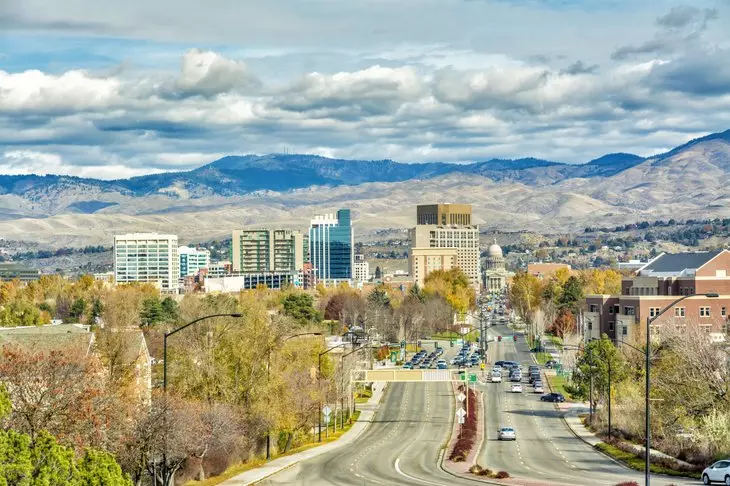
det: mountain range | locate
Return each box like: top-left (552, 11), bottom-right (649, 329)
top-left (1, 129), bottom-right (729, 247)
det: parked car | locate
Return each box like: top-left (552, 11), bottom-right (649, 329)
top-left (540, 393), bottom-right (565, 403)
top-left (545, 359), bottom-right (559, 369)
top-left (497, 427), bottom-right (516, 441)
top-left (702, 459), bottom-right (730, 485)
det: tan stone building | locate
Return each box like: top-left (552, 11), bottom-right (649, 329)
top-left (410, 247), bottom-right (458, 287)
top-left (483, 240), bottom-right (513, 293)
top-left (410, 204), bottom-right (480, 291)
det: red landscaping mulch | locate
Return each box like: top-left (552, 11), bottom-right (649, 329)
top-left (449, 385), bottom-right (478, 461)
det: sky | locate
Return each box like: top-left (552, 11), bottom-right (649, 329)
top-left (0, 0), bottom-right (729, 179)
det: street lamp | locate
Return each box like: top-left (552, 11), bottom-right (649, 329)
top-left (318, 342), bottom-right (348, 442)
top-left (162, 313), bottom-right (244, 486)
top-left (642, 292), bottom-right (718, 486)
top-left (163, 313), bottom-right (244, 392)
top-left (266, 332), bottom-right (322, 460)
top-left (341, 345), bottom-right (379, 418)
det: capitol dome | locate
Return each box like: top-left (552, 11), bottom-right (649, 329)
top-left (488, 240), bottom-right (503, 257)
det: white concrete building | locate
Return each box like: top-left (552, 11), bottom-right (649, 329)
top-left (114, 233), bottom-right (179, 292)
top-left (178, 246), bottom-right (210, 277)
top-left (354, 254), bottom-right (370, 282)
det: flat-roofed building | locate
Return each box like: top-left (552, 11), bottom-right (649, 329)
top-left (231, 229), bottom-right (306, 274)
top-left (410, 247), bottom-right (458, 287)
top-left (410, 204), bottom-right (480, 291)
top-left (114, 233), bottom-right (179, 293)
top-left (179, 246), bottom-right (210, 277)
top-left (0, 264), bottom-right (41, 282)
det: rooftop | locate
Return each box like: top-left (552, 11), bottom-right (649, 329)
top-left (639, 250), bottom-right (725, 277)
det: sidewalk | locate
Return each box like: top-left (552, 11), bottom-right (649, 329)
top-left (553, 390), bottom-right (696, 469)
top-left (221, 382), bottom-right (387, 485)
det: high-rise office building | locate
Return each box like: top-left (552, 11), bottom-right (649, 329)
top-left (178, 246), bottom-right (211, 277)
top-left (309, 209), bottom-right (354, 285)
top-left (231, 229), bottom-right (306, 273)
top-left (114, 234), bottom-right (179, 292)
top-left (410, 204), bottom-right (480, 291)
top-left (353, 254), bottom-right (370, 282)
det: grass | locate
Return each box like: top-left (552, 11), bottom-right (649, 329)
top-left (594, 442), bottom-right (701, 479)
top-left (545, 373), bottom-right (573, 402)
top-left (188, 411), bottom-right (362, 486)
top-left (546, 334), bottom-right (564, 350)
top-left (431, 330), bottom-right (479, 342)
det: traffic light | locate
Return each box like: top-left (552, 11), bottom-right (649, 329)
top-left (513, 335), bottom-right (517, 342)
top-left (498, 336), bottom-right (502, 342)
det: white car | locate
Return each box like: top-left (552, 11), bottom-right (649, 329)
top-left (511, 383), bottom-right (523, 393)
top-left (491, 371), bottom-right (502, 383)
top-left (497, 427), bottom-right (516, 441)
top-left (702, 459), bottom-right (730, 485)
top-left (534, 385), bottom-right (544, 393)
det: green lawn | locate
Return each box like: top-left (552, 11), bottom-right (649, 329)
top-left (431, 330), bottom-right (479, 342)
top-left (188, 411), bottom-right (362, 486)
top-left (546, 334), bottom-right (564, 349)
top-left (594, 443), bottom-right (700, 479)
top-left (545, 373), bottom-right (573, 402)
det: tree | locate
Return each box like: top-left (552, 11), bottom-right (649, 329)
top-left (69, 297), bottom-right (87, 321)
top-left (567, 336), bottom-right (627, 411)
top-left (557, 276), bottom-right (583, 314)
top-left (280, 293), bottom-right (322, 327)
top-left (550, 309), bottom-right (576, 339)
top-left (140, 297), bottom-right (164, 327)
top-left (89, 298), bottom-right (104, 325)
top-left (160, 297), bottom-right (179, 323)
top-left (0, 386), bottom-right (131, 486)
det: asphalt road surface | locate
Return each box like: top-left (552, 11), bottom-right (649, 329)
top-left (260, 325), bottom-right (700, 485)
top-left (479, 322), bottom-right (697, 486)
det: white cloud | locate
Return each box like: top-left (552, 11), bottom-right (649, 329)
top-left (0, 150), bottom-right (155, 179)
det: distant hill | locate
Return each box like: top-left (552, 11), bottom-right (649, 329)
top-left (0, 129), bottom-right (729, 247)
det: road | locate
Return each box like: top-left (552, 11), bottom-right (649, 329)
top-left (480, 321), bottom-right (696, 486)
top-left (260, 323), bottom-right (700, 485)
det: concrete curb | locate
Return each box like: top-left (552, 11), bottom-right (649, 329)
top-left (230, 382), bottom-right (389, 485)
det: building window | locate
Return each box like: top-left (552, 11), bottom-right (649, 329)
top-left (675, 307), bottom-right (685, 317)
top-left (613, 304), bottom-right (620, 314)
top-left (623, 306), bottom-right (635, 316)
top-left (700, 324), bottom-right (712, 334)
top-left (587, 322), bottom-right (593, 330)
top-left (609, 306), bottom-right (614, 315)
top-left (700, 306), bottom-right (711, 317)
top-left (608, 321), bottom-right (615, 331)
top-left (722, 306), bottom-right (727, 318)
top-left (589, 304), bottom-right (599, 313)
top-left (649, 307), bottom-right (661, 318)
top-left (622, 326), bottom-right (628, 336)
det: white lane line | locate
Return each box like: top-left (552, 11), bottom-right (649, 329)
top-left (394, 458), bottom-right (445, 486)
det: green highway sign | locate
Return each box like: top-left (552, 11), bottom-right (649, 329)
top-left (469, 374), bottom-right (477, 383)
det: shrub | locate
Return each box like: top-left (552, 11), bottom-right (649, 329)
top-left (495, 471), bottom-right (510, 479)
top-left (469, 465), bottom-right (482, 474)
top-left (478, 468), bottom-right (493, 477)
top-left (613, 482), bottom-right (639, 486)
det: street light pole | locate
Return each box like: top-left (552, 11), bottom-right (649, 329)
top-left (162, 313), bottom-right (243, 486)
top-left (318, 342), bottom-right (347, 442)
top-left (642, 292), bottom-right (718, 486)
top-left (266, 332), bottom-right (322, 460)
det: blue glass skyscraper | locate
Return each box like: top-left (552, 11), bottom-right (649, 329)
top-left (309, 209), bottom-right (353, 284)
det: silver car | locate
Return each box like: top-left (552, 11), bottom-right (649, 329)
top-left (497, 427), bottom-right (516, 441)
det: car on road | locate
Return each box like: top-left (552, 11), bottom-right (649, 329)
top-left (540, 393), bottom-right (565, 402)
top-left (437, 362), bottom-right (448, 369)
top-left (497, 427), bottom-right (516, 441)
top-left (511, 383), bottom-right (523, 393)
top-left (491, 371), bottom-right (502, 383)
top-left (534, 384), bottom-right (544, 393)
top-left (545, 359), bottom-right (559, 369)
top-left (702, 459), bottom-right (730, 485)
top-left (403, 363), bottom-right (413, 369)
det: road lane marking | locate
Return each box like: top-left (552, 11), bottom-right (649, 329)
top-left (394, 458), bottom-right (445, 486)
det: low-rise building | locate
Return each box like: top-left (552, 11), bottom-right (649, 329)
top-left (584, 250), bottom-right (730, 345)
top-left (0, 264), bottom-right (41, 282)
top-left (527, 262), bottom-right (571, 279)
top-left (203, 272), bottom-right (295, 292)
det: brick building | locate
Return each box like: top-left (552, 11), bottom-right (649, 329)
top-left (584, 250), bottom-right (730, 346)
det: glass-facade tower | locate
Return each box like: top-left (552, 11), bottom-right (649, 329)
top-left (309, 209), bottom-right (353, 284)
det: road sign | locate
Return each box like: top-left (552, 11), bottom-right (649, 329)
top-left (469, 373), bottom-right (477, 383)
top-left (480, 363), bottom-right (485, 370)
top-left (322, 405), bottom-right (331, 417)
top-left (400, 340), bottom-right (406, 348)
top-left (457, 392), bottom-right (466, 402)
top-left (456, 407), bottom-right (466, 419)
top-left (458, 415), bottom-right (465, 424)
